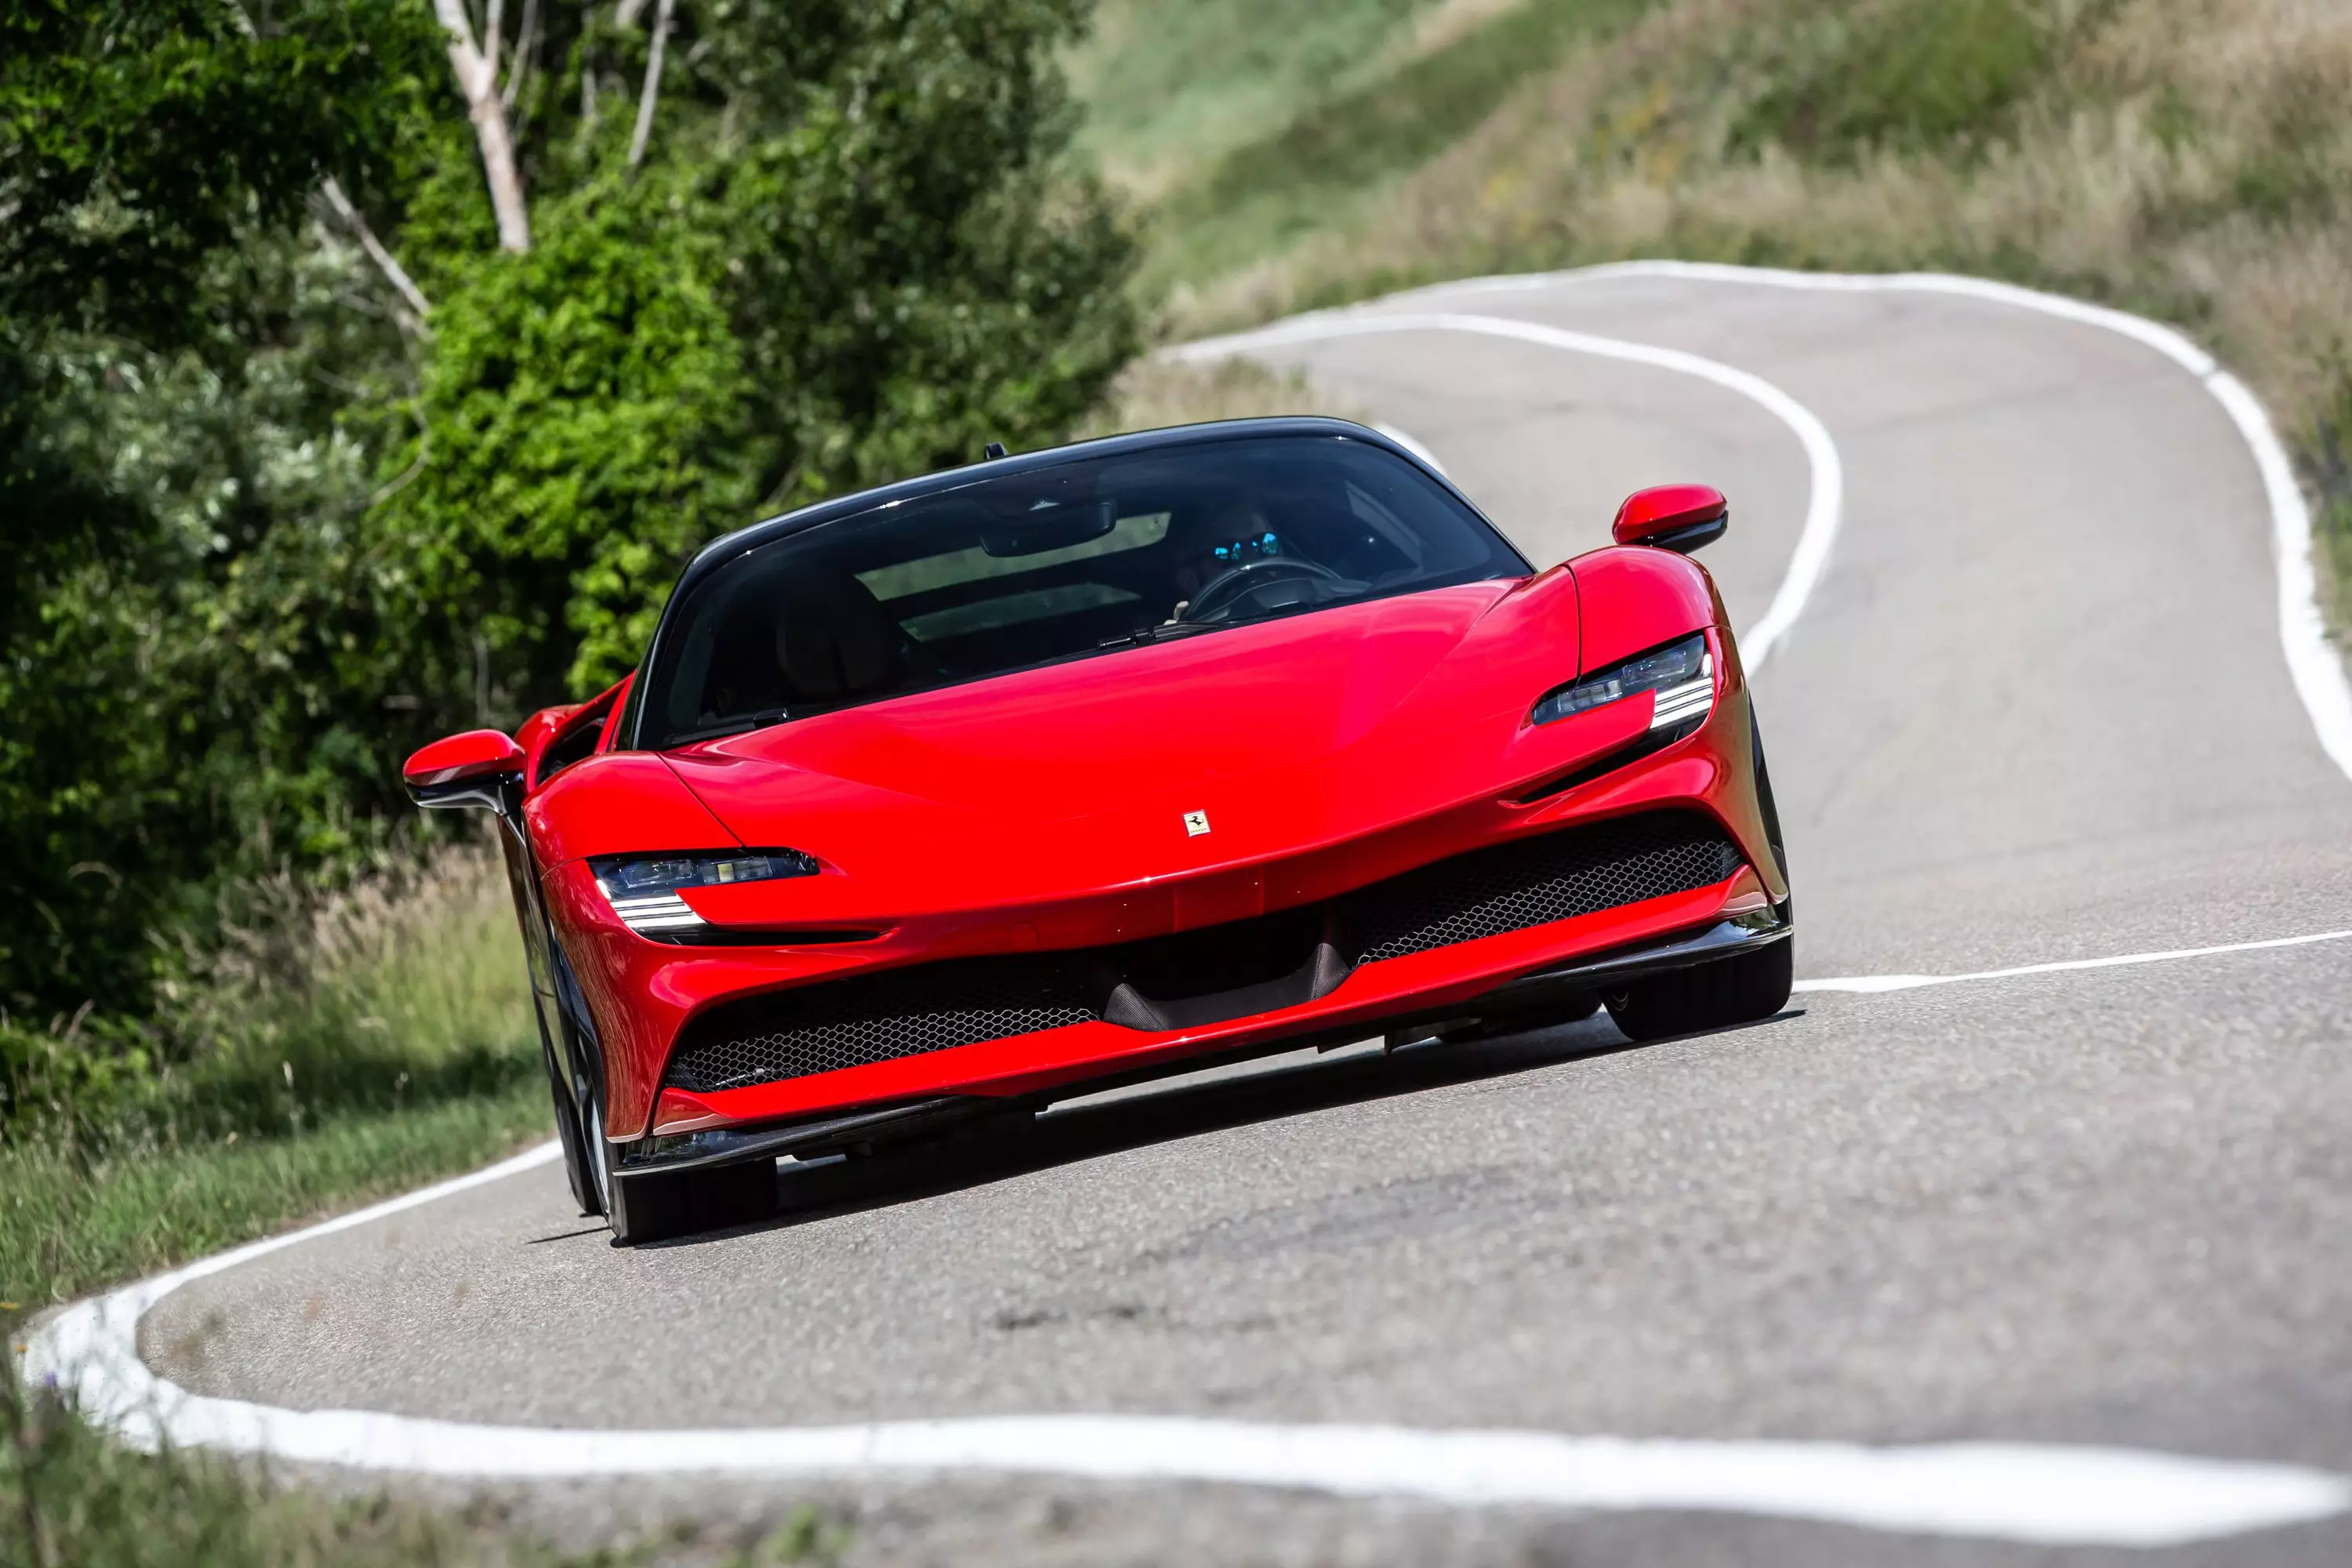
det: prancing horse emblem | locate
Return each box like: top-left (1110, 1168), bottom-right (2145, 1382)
top-left (1183, 809), bottom-right (1211, 837)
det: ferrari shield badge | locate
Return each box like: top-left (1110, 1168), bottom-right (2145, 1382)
top-left (1183, 809), bottom-right (1211, 837)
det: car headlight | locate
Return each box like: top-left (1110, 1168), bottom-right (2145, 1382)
top-left (590, 850), bottom-right (819, 935)
top-left (1530, 633), bottom-right (1714, 731)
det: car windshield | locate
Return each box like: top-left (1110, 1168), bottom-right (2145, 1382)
top-left (635, 432), bottom-right (1528, 749)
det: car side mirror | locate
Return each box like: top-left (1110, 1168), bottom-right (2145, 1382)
top-left (1612, 484), bottom-right (1728, 554)
top-left (403, 728), bottom-right (524, 811)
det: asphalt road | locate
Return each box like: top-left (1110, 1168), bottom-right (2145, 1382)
top-left (144, 273), bottom-right (2352, 1564)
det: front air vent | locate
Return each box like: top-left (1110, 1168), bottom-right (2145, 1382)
top-left (662, 809), bottom-right (1744, 1096)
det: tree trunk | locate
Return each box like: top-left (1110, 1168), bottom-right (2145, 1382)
top-left (431, 0), bottom-right (532, 252)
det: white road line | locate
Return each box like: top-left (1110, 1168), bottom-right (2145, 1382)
top-left (1388, 260), bottom-right (2352, 787)
top-left (1796, 927), bottom-right (2352, 994)
top-left (1370, 420), bottom-right (1450, 477)
top-left (18, 1054), bottom-right (2352, 1548)
top-left (1174, 312), bottom-right (1843, 673)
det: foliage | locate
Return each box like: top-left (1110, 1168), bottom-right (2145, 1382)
top-left (1, 0), bottom-right (1139, 1030)
top-left (1733, 0), bottom-right (2063, 162)
top-left (391, 166), bottom-right (760, 695)
top-left (391, 0), bottom-right (1141, 693)
top-left (0, 0), bottom-right (441, 346)
top-left (1127, 0), bottom-right (1664, 296)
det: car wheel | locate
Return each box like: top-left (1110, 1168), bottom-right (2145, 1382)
top-left (1604, 937), bottom-right (1792, 1044)
top-left (1752, 702), bottom-right (1790, 892)
top-left (537, 1012), bottom-right (602, 1218)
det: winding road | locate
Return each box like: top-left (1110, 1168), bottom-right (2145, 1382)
top-left (46, 267), bottom-right (2352, 1563)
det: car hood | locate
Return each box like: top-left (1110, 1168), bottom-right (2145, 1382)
top-left (660, 578), bottom-right (1590, 927)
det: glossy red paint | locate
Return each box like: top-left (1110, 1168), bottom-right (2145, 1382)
top-left (1565, 543), bottom-right (1729, 674)
top-left (401, 728), bottom-right (524, 789)
top-left (1611, 483), bottom-right (1728, 546)
top-left (512, 550), bottom-right (1776, 1141)
top-left (423, 486), bottom-right (1784, 1157)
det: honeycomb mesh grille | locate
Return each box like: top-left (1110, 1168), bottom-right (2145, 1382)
top-left (1347, 811), bottom-right (1741, 964)
top-left (662, 810), bottom-right (1743, 1095)
top-left (664, 960), bottom-right (1096, 1094)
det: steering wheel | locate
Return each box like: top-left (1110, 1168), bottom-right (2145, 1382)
top-left (1179, 557), bottom-right (1345, 623)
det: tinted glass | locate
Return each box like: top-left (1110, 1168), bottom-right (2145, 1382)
top-left (637, 434), bottom-right (1527, 749)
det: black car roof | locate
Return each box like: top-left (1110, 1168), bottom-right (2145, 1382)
top-left (667, 416), bottom-right (1450, 608)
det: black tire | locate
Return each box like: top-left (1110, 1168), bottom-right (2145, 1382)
top-left (540, 935), bottom-right (611, 1218)
top-left (608, 1160), bottom-right (777, 1246)
top-left (536, 1014), bottom-right (602, 1218)
top-left (1752, 701), bottom-right (1789, 892)
top-left (1605, 937), bottom-right (1792, 1043)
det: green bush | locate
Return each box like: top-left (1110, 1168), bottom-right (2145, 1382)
top-left (1, 0), bottom-right (1138, 1034)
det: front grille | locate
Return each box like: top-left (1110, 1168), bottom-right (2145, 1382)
top-left (663, 809), bottom-right (1741, 1095)
top-left (1347, 811), bottom-right (1741, 963)
top-left (664, 957), bottom-right (1098, 1094)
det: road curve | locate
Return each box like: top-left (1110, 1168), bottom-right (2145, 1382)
top-left (114, 271), bottom-right (2352, 1563)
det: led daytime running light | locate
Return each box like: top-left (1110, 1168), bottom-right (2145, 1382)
top-left (1530, 633), bottom-right (1714, 730)
top-left (591, 850), bottom-right (819, 940)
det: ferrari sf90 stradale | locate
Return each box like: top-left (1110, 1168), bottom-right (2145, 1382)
top-left (405, 419), bottom-right (1791, 1240)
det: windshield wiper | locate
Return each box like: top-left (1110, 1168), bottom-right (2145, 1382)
top-left (669, 705), bottom-right (793, 745)
top-left (1096, 621), bottom-right (1220, 651)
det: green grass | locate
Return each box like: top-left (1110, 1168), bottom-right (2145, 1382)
top-left (0, 837), bottom-right (650, 1563)
top-left (1067, 0), bottom-right (1442, 199)
top-left (1137, 0), bottom-right (1663, 292)
top-left (0, 1084), bottom-right (550, 1312)
top-left (2, 836), bottom-right (550, 1312)
top-left (1080, 0), bottom-right (2352, 619)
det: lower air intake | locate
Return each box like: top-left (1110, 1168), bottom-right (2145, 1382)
top-left (662, 809), bottom-right (1743, 1095)
top-left (663, 957), bottom-right (1098, 1095)
top-left (1346, 810), bottom-right (1742, 964)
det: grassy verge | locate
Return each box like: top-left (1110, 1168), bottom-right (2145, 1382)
top-left (2, 1352), bottom-right (842, 1566)
top-left (1095, 0), bottom-right (2352, 618)
top-left (0, 836), bottom-right (688, 1565)
top-left (1078, 354), bottom-right (1375, 437)
top-left (0, 1084), bottom-right (549, 1312)
top-left (2, 834), bottom-right (549, 1312)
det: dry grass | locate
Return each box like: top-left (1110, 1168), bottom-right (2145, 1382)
top-left (1077, 354), bottom-right (1375, 437)
top-left (2, 830), bottom-right (543, 1310)
top-left (1160, 0), bottom-right (2352, 560)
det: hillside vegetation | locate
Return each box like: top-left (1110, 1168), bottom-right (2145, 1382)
top-left (1083, 0), bottom-right (2352, 597)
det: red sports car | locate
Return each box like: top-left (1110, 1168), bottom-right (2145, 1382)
top-left (404, 419), bottom-right (1791, 1241)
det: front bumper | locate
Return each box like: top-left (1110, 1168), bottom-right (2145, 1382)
top-left (553, 635), bottom-right (1788, 1145)
top-left (615, 894), bottom-right (1791, 1178)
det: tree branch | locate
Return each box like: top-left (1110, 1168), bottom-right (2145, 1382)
top-left (224, 2), bottom-right (434, 314)
top-left (501, 0), bottom-right (539, 108)
top-left (626, 0), bottom-right (675, 169)
top-left (320, 177), bottom-right (432, 323)
top-left (431, 0), bottom-right (532, 252)
top-left (615, 0), bottom-right (652, 27)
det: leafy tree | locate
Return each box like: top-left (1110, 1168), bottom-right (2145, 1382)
top-left (0, 0), bottom-right (1138, 1035)
top-left (394, 0), bottom-right (1138, 691)
top-left (0, 2), bottom-right (443, 1022)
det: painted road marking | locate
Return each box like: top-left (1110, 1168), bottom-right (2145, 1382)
top-left (1174, 312), bottom-right (1843, 675)
top-left (21, 1221), bottom-right (2350, 1548)
top-left (1796, 927), bottom-right (2352, 994)
top-left (1395, 261), bottom-right (2352, 788)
